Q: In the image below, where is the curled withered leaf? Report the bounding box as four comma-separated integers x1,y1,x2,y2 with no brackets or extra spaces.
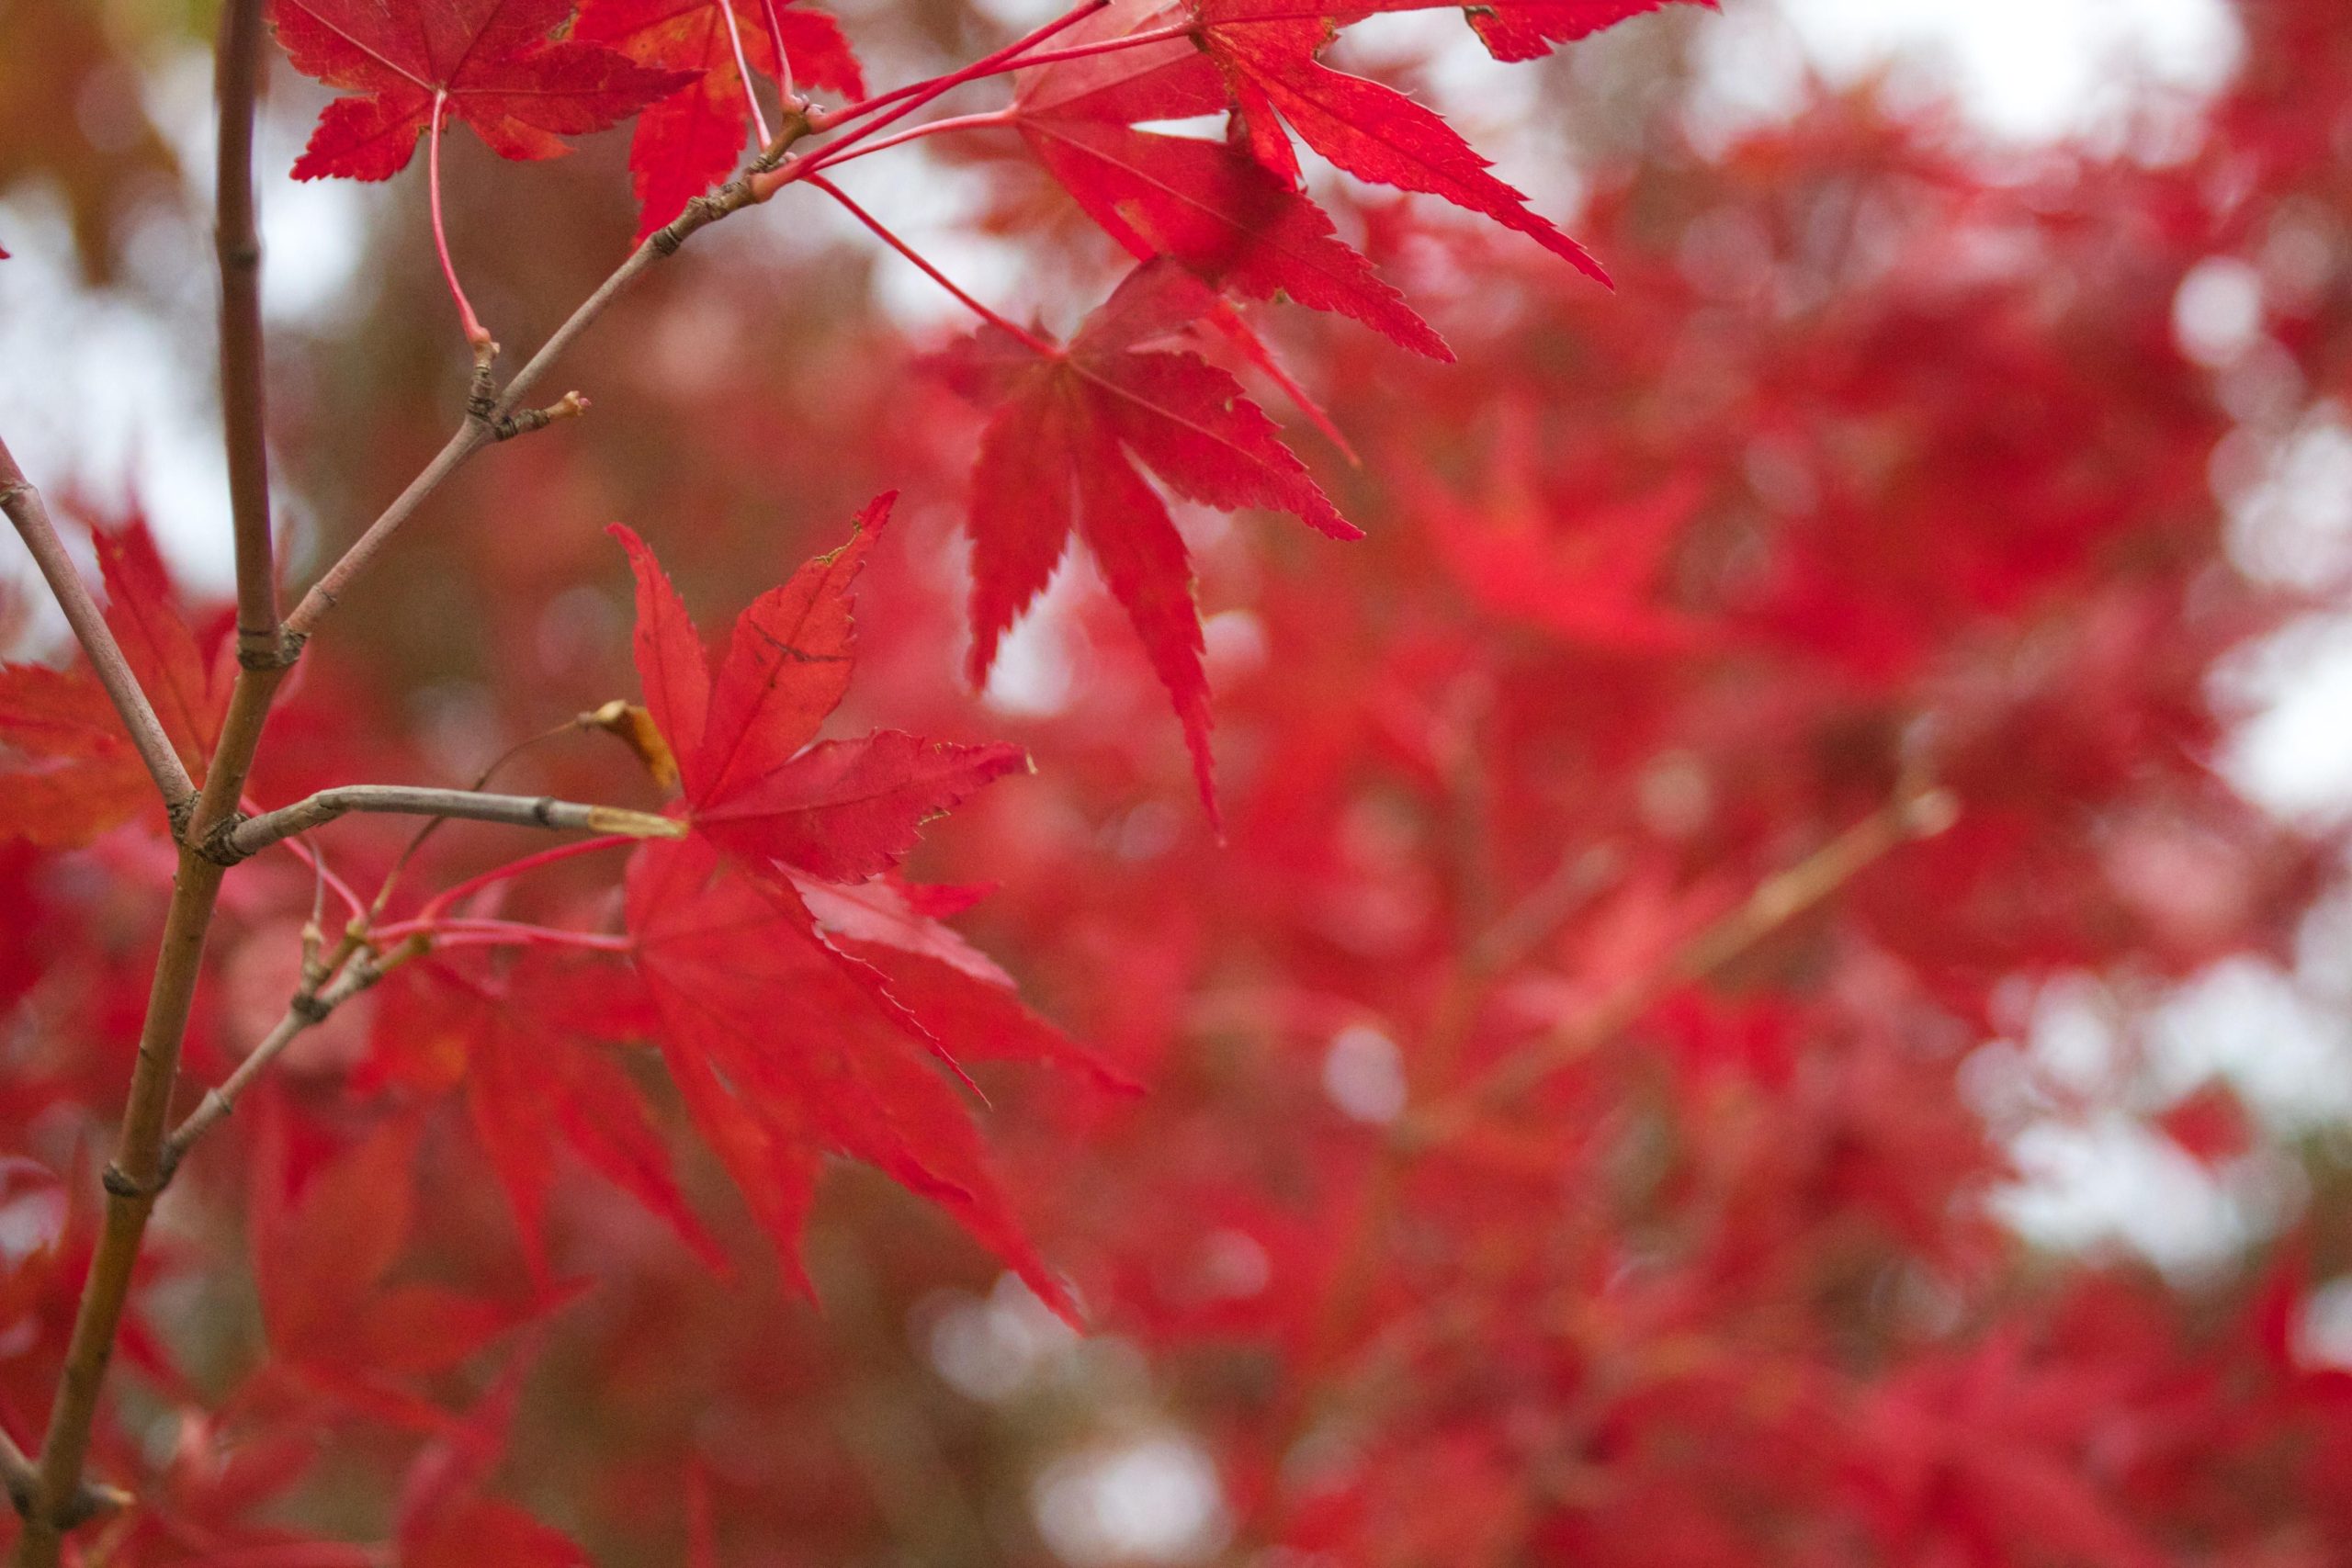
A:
581,698,681,794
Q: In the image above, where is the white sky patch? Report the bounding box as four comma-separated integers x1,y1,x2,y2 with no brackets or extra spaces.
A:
0,189,233,601
0,47,377,610
1993,1113,2296,1280
2225,406,2352,591
981,549,1091,718
2222,615,2352,825
924,1273,1080,1404
1033,1434,1230,1567
1768,0,2242,143
1323,1023,1408,1125
2151,957,2352,1134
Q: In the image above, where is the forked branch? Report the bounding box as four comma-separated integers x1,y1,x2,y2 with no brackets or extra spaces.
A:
158,932,425,1183
280,114,815,649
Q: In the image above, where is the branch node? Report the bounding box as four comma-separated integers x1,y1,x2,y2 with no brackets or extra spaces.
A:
492,391,589,442
235,626,300,671
288,991,334,1024
57,1481,132,1530
750,108,811,173
99,1165,159,1202
650,190,732,256
193,813,253,867
465,338,504,425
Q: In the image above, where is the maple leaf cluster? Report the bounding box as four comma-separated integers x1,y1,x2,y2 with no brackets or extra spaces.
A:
4,0,2352,1562
267,0,1713,802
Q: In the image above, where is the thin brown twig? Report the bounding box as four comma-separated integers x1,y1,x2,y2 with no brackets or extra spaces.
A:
213,0,279,669
368,717,583,918
158,934,426,1183
17,666,289,1562
0,1434,34,1517
7,96,830,1566
14,858,226,1568
281,115,815,649
220,784,684,863
1399,785,1960,1154
0,437,198,820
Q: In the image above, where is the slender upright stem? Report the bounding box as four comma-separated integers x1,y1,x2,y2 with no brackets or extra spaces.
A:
13,852,226,1568
8,4,299,1541
756,0,797,100
427,93,492,349
214,0,278,665
0,436,198,818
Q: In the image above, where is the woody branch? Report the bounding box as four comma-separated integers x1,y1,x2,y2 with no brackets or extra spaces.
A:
9,0,285,1554
8,8,1170,1558
220,784,684,862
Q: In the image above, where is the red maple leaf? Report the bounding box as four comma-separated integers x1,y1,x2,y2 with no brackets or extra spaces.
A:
271,0,697,181
365,953,726,1284
1421,422,1708,650
607,505,1098,1313
0,517,230,846
1341,0,1708,65
251,1114,545,1430
933,258,1357,812
576,0,865,237
627,837,1078,1314
1006,6,1448,358
611,495,1023,879
1191,0,1610,282
396,1368,591,1568
795,872,1137,1095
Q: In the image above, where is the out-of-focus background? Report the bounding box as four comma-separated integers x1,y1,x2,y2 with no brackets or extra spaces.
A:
8,0,2352,1562
6,0,2343,1280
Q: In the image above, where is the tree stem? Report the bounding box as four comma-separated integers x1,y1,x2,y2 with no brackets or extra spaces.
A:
11,854,223,1568
214,0,279,667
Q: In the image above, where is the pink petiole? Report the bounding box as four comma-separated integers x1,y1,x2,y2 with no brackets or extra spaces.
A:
427,91,492,348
